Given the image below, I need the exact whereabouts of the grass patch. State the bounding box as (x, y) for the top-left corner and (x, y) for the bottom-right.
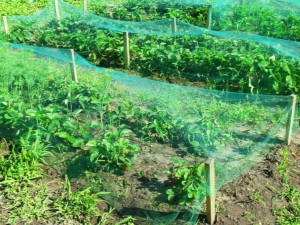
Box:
(272, 147), (300, 225)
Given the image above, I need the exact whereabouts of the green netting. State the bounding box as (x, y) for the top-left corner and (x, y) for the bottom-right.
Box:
(1, 0), (300, 96)
(0, 41), (298, 224)
(76, 0), (300, 40)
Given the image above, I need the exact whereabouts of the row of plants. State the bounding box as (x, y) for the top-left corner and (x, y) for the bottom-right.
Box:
(2, 0), (299, 42)
(88, 0), (208, 27)
(3, 17), (300, 96)
(0, 0), (82, 16)
(0, 45), (287, 208)
(94, 0), (300, 41)
(213, 5), (300, 42)
(86, 0), (300, 41)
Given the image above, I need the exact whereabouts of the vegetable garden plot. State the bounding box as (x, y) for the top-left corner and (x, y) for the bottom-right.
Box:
(212, 0), (300, 41)
(0, 43), (297, 224)
(70, 0), (300, 41)
(86, 0), (210, 28)
(1, 0), (300, 41)
(2, 0), (300, 97)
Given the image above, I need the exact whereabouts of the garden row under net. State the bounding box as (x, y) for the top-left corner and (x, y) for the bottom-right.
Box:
(1, 0), (300, 97)
(3, 0), (299, 40)
(86, 0), (300, 40)
(0, 42), (298, 224)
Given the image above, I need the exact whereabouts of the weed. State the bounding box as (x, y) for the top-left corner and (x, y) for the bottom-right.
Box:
(250, 191), (266, 207)
(272, 147), (300, 224)
(53, 175), (110, 223)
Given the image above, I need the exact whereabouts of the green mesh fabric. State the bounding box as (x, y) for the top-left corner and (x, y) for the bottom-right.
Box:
(1, 0), (300, 96)
(0, 41), (298, 224)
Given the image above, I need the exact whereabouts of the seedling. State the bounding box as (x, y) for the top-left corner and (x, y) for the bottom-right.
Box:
(165, 157), (206, 206)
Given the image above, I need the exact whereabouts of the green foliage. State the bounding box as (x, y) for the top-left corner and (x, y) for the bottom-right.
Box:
(2, 0), (300, 97)
(5, 17), (300, 95)
(165, 157), (206, 206)
(0, 145), (121, 224)
(89, 0), (207, 27)
(272, 147), (300, 224)
(89, 127), (139, 171)
(273, 184), (300, 225)
(54, 175), (110, 223)
(0, 43), (287, 171)
(0, 0), (81, 16)
(0, 41), (295, 223)
(0, 131), (51, 184)
(250, 191), (266, 207)
(215, 6), (300, 41)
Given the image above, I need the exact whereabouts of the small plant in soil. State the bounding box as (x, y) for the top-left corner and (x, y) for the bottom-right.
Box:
(250, 191), (266, 207)
(89, 126), (139, 172)
(165, 157), (206, 206)
(54, 175), (110, 223)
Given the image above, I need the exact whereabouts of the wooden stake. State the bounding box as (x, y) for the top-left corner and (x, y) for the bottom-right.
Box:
(83, 0), (87, 11)
(205, 158), (215, 225)
(285, 94), (297, 145)
(207, 5), (213, 30)
(107, 11), (113, 18)
(171, 17), (177, 33)
(2, 16), (9, 34)
(54, 0), (61, 21)
(123, 32), (130, 67)
(70, 49), (78, 83)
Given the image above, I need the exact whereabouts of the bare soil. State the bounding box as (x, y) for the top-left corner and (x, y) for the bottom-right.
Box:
(42, 130), (300, 225)
(202, 132), (300, 225)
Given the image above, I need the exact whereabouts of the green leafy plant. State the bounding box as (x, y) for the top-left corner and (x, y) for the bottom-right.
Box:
(250, 191), (266, 207)
(90, 127), (139, 171)
(0, 132), (51, 184)
(165, 157), (206, 206)
(214, 5), (300, 41)
(54, 175), (110, 223)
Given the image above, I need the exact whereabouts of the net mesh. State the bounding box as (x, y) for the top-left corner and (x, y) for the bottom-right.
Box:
(0, 0), (299, 224)
(0, 41), (298, 224)
(2, 0), (300, 95)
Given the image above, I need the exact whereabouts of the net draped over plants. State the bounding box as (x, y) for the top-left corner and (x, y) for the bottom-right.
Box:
(0, 41), (298, 224)
(0, 0), (299, 224)
(1, 0), (300, 95)
(84, 0), (300, 39)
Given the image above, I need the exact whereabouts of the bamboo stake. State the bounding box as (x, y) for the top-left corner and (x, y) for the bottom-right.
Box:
(2, 16), (9, 34)
(171, 17), (177, 33)
(70, 49), (78, 83)
(54, 0), (61, 21)
(205, 158), (216, 225)
(207, 5), (213, 30)
(107, 11), (113, 18)
(285, 94), (297, 145)
(83, 0), (87, 11)
(123, 32), (130, 67)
